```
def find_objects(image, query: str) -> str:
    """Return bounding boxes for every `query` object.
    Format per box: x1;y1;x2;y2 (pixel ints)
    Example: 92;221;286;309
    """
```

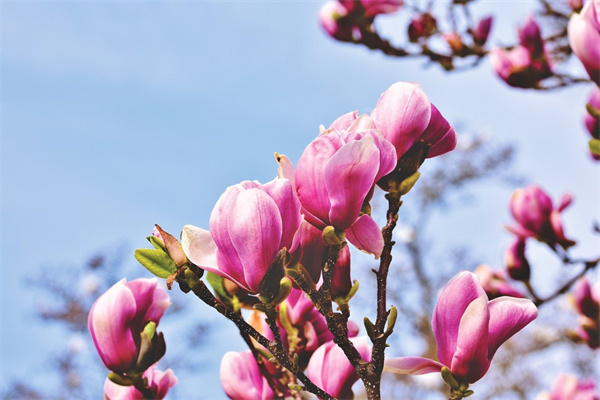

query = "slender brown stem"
535;258;600;306
180;269;334;400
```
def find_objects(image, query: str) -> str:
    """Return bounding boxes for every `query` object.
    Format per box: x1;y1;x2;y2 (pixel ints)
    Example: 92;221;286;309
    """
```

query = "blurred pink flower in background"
536;373;599;400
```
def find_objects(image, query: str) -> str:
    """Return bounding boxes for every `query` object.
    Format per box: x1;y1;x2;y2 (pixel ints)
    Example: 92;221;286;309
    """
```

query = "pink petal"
421;104;457;158
210;184;256;285
296;132;343;225
344;129;397;182
371;82;432;159
449;295;491;383
486;296;538;360
228;188;283;293
296;219;327;284
346;214;384;258
261;178;302;250
124;278;171;328
152;368;178;399
181;225;250;291
220;351;274;400
329;111;358;131
432;271;487;367
558;193;574;212
384;356;444;375
89;279;138;373
569;1;600;81
104;377;144;400
276;154;296;194
325;136;380;230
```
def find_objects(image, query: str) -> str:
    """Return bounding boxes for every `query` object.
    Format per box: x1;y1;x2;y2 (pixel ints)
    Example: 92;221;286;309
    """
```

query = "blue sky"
2;1;598;398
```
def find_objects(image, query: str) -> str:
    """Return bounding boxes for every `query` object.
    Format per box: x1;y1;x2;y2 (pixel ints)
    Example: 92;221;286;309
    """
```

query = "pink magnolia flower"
306;336;372;399
385;271;537;383
571;278;600;348
475;265;526;300
504;238;531;281
490;16;552;88
294;114;396;257
536;373;599;400
473;16;493;46
353;0;403;16
181;178;301;294
220;351;275;400
103;365;177;400
88;278;171;374
507;185;575;250
319;1;356;42
370;82;457;160
569;0;600;83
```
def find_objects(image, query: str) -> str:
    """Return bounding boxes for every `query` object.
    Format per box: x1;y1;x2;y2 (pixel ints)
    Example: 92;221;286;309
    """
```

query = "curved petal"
384;356;445;375
104;377;144;400
432;271;487;367
125;278;171;328
329;111;358;132
181;225;250;290
346;214;384;258
371;82;432;159
326;136;380;230
296;132;343;224
228;188;283;293
276;154;296;193
486;296;538;360
345;129;397;182
261;178;302;250
421;104;457;158
89;279;138;373
221;351;274;400
449;295;490;383
152;368;178;400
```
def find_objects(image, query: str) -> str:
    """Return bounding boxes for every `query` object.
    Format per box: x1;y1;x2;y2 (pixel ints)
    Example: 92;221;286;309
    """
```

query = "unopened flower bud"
504;239;530;281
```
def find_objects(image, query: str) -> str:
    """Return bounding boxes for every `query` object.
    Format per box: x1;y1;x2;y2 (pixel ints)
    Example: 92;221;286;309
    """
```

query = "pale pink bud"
295;115;396;257
319;1;355;42
182;178;301;294
151;226;164;241
504;239;531;282
473;16;493;46
306;337;372;399
88;278;171;373
385;271;537;383
104;365;177;400
475;265;526;300
568;0;600;83
570;0;585;12
220;351;275;400
536;373;600;400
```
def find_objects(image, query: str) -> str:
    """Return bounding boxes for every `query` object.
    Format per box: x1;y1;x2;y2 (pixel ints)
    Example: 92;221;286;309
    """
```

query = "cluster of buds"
88;278;177;399
570;277;600;349
490;15;553;88
537;373;600;400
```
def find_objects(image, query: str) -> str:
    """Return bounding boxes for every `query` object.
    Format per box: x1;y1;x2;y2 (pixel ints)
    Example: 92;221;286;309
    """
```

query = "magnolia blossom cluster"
506;185;575;254
88;81;547;399
88;278;177;399
490;15;552;88
571;278;600;349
